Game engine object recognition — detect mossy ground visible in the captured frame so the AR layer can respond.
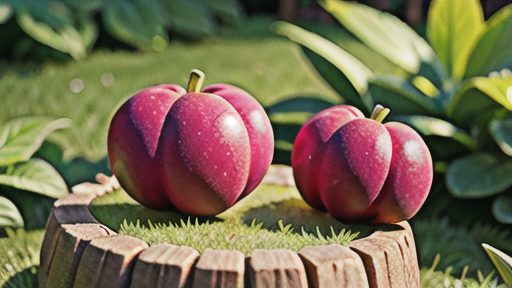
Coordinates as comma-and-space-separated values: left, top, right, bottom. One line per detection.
90, 183, 368, 255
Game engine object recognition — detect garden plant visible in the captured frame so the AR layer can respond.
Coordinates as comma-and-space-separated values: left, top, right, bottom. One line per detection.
273, 0, 512, 225
1, 1, 512, 287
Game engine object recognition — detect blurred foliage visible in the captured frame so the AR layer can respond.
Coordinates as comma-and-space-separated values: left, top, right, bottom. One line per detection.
272, 0, 512, 224
0, 117, 70, 230
0, 228, 44, 288
420, 254, 510, 288
0, 0, 243, 61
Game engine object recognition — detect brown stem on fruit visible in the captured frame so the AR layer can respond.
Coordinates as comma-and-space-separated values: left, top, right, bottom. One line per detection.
370, 104, 391, 123
187, 69, 205, 93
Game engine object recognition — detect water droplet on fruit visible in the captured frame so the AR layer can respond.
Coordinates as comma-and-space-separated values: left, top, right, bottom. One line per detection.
183, 121, 186, 125
153, 111, 156, 115
224, 172, 227, 176
227, 152, 230, 156
198, 132, 201, 135
308, 155, 312, 160
150, 96, 155, 99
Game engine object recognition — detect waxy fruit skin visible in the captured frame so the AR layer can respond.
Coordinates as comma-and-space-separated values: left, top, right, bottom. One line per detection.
108, 82, 274, 215
291, 105, 433, 224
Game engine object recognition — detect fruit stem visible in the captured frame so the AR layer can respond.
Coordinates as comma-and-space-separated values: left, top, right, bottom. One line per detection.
370, 104, 390, 123
187, 69, 205, 93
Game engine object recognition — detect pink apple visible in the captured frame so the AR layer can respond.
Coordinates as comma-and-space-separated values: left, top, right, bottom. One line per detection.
291, 105, 432, 224
108, 70, 274, 215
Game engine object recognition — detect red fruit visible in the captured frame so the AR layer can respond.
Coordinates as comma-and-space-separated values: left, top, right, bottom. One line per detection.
108, 70, 274, 215
291, 105, 432, 224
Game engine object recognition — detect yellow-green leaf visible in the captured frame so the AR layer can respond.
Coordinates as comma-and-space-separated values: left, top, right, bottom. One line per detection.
465, 4, 512, 78
446, 76, 512, 127
482, 243, 512, 286
0, 117, 71, 167
427, 0, 485, 82
271, 21, 373, 112
0, 159, 68, 199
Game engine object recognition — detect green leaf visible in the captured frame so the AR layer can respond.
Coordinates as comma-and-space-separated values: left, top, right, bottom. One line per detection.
492, 194, 512, 224
320, 0, 442, 79
161, 0, 215, 39
427, 0, 485, 82
0, 117, 71, 167
13, 1, 97, 59
490, 114, 512, 156
446, 76, 512, 128
271, 21, 373, 112
482, 243, 512, 286
101, 0, 169, 52
465, 5, 512, 78
0, 158, 68, 199
368, 76, 443, 117
297, 22, 410, 78
446, 153, 512, 198
391, 115, 478, 151
203, 0, 241, 26
0, 196, 24, 228
0, 2, 13, 24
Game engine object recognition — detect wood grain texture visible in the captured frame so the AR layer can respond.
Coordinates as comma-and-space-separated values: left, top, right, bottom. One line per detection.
378, 222, 420, 288
193, 249, 245, 288
130, 244, 200, 288
349, 232, 407, 288
44, 224, 114, 288
39, 193, 99, 287
248, 249, 308, 288
298, 244, 368, 288
73, 235, 148, 288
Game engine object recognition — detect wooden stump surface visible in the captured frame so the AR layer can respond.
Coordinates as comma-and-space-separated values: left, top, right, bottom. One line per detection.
39, 174, 420, 288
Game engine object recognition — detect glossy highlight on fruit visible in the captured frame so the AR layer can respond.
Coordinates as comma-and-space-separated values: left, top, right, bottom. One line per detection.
107, 69, 274, 215
292, 105, 433, 224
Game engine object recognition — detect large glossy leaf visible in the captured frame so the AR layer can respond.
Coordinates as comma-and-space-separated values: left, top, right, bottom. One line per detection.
465, 5, 512, 78
319, 0, 444, 82
162, 0, 215, 39
446, 76, 512, 128
12, 1, 97, 59
492, 194, 512, 224
102, 0, 169, 52
391, 115, 477, 151
446, 153, 512, 198
0, 2, 13, 24
298, 22, 410, 78
482, 243, 512, 286
368, 76, 443, 117
0, 158, 68, 198
0, 196, 24, 228
271, 21, 373, 112
427, 0, 485, 82
490, 113, 512, 156
0, 117, 71, 167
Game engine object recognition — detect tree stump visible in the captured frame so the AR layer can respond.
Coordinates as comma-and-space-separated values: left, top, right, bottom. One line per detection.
38, 169, 420, 288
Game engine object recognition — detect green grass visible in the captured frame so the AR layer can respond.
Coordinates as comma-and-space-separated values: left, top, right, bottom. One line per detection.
0, 228, 44, 288
0, 16, 338, 162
